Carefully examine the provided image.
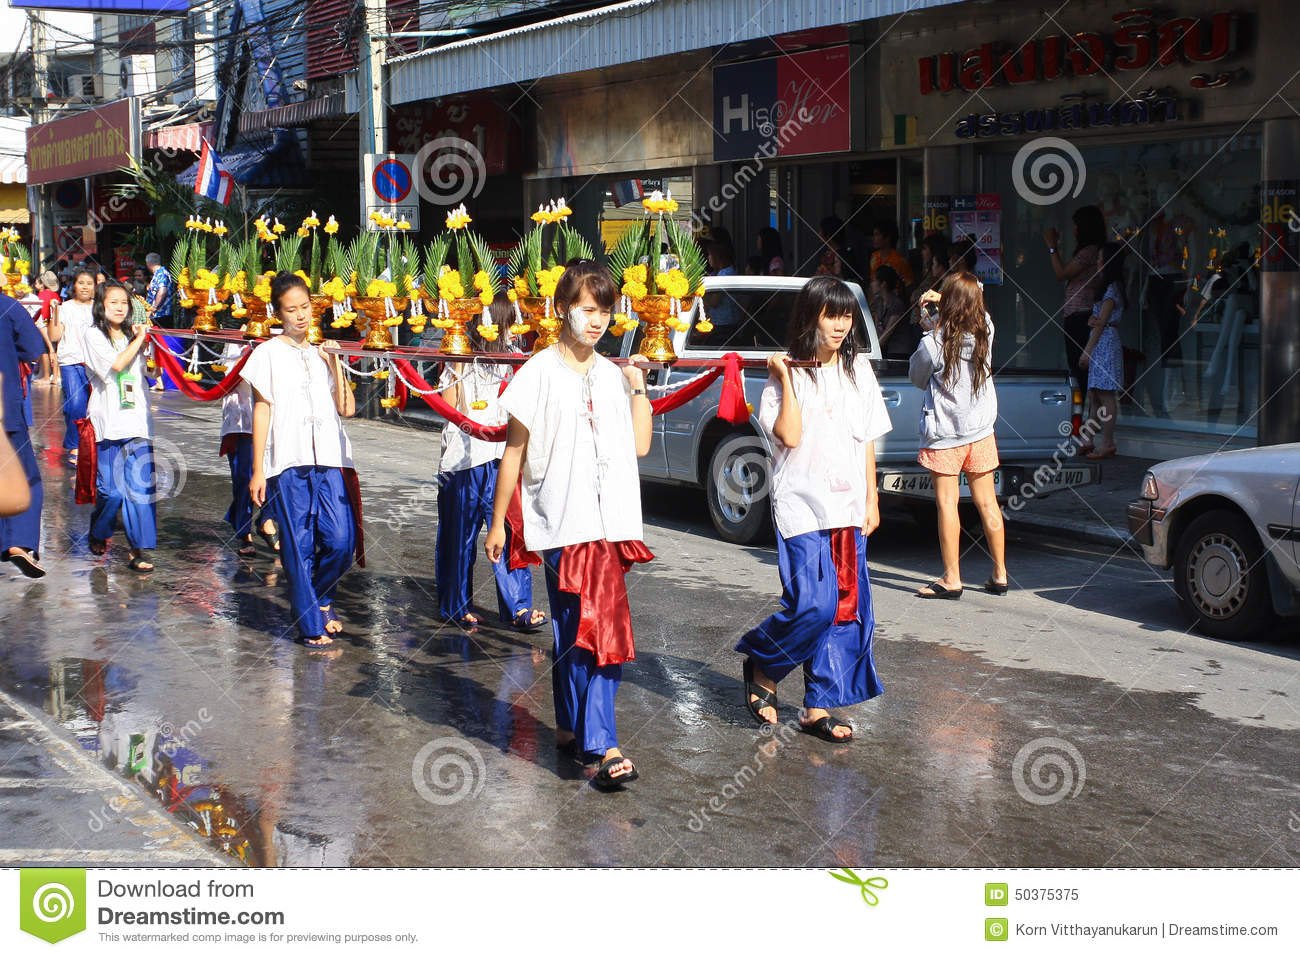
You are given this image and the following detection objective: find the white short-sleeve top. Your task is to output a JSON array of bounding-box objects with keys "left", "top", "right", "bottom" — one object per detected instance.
[
  {"left": 758, "top": 353, "right": 892, "bottom": 539},
  {"left": 83, "top": 326, "right": 152, "bottom": 441},
  {"left": 239, "top": 336, "right": 354, "bottom": 480},
  {"left": 437, "top": 361, "right": 510, "bottom": 474},
  {"left": 498, "top": 347, "right": 642, "bottom": 551}
]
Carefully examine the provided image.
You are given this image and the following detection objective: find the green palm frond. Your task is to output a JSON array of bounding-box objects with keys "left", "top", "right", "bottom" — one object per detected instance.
[
  {"left": 665, "top": 218, "right": 707, "bottom": 290},
  {"left": 422, "top": 236, "right": 451, "bottom": 293},
  {"left": 168, "top": 234, "right": 190, "bottom": 280},
  {"left": 468, "top": 232, "right": 499, "bottom": 296},
  {"left": 241, "top": 238, "right": 260, "bottom": 283},
  {"left": 558, "top": 224, "right": 594, "bottom": 264},
  {"left": 274, "top": 233, "right": 303, "bottom": 275},
  {"left": 606, "top": 226, "right": 645, "bottom": 288}
]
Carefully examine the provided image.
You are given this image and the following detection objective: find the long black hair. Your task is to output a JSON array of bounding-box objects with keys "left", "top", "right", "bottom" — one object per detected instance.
[
  {"left": 786, "top": 275, "right": 861, "bottom": 385},
  {"left": 757, "top": 227, "right": 783, "bottom": 261},
  {"left": 91, "top": 279, "right": 134, "bottom": 340},
  {"left": 1073, "top": 205, "right": 1106, "bottom": 251},
  {"left": 1099, "top": 241, "right": 1126, "bottom": 308}
]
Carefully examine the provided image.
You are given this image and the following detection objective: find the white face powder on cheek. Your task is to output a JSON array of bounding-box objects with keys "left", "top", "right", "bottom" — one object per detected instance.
[{"left": 567, "top": 306, "right": 589, "bottom": 341}]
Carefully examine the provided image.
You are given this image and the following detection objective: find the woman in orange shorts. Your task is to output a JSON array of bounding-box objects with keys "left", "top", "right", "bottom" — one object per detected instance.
[{"left": 908, "top": 272, "right": 1009, "bottom": 598}]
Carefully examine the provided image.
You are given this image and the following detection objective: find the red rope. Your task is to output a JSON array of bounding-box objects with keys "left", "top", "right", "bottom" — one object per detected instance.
[{"left": 148, "top": 331, "right": 254, "bottom": 402}]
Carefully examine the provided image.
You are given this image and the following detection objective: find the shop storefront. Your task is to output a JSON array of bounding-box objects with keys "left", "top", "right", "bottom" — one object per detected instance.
[
  {"left": 878, "top": 0, "right": 1299, "bottom": 453},
  {"left": 25, "top": 98, "right": 142, "bottom": 273}
]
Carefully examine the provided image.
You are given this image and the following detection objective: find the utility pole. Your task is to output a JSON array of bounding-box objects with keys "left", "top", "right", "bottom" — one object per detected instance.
[
  {"left": 357, "top": 0, "right": 388, "bottom": 224},
  {"left": 27, "top": 10, "right": 53, "bottom": 269}
]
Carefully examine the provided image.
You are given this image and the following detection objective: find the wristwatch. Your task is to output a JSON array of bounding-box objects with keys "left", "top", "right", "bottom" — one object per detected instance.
[
  {"left": 1048, "top": 247, "right": 1057, "bottom": 255},
  {"left": 630, "top": 388, "right": 647, "bottom": 396}
]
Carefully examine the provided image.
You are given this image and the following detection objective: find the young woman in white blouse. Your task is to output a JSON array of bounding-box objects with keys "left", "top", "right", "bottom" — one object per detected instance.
[
  {"left": 485, "top": 260, "right": 652, "bottom": 790},
  {"left": 739, "top": 276, "right": 890, "bottom": 742},
  {"left": 220, "top": 337, "right": 279, "bottom": 557},
  {"left": 47, "top": 268, "right": 96, "bottom": 464},
  {"left": 435, "top": 294, "right": 544, "bottom": 630},
  {"left": 83, "top": 280, "right": 157, "bottom": 572},
  {"left": 243, "top": 273, "right": 356, "bottom": 648}
]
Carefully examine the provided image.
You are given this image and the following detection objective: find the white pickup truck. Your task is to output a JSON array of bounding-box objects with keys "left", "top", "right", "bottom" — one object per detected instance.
[{"left": 602, "top": 276, "right": 1097, "bottom": 544}]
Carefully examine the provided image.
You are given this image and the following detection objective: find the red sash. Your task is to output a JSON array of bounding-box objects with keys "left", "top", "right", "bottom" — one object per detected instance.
[
  {"left": 830, "top": 527, "right": 860, "bottom": 624},
  {"left": 74, "top": 419, "right": 97, "bottom": 505},
  {"left": 557, "top": 539, "right": 655, "bottom": 667}
]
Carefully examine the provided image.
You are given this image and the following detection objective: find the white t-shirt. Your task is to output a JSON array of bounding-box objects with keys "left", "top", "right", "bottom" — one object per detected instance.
[
  {"left": 239, "top": 336, "right": 354, "bottom": 480},
  {"left": 758, "top": 353, "right": 893, "bottom": 539},
  {"left": 498, "top": 347, "right": 642, "bottom": 551},
  {"left": 437, "top": 361, "right": 510, "bottom": 473},
  {"left": 220, "top": 342, "right": 253, "bottom": 437},
  {"left": 57, "top": 300, "right": 93, "bottom": 366},
  {"left": 83, "top": 326, "right": 152, "bottom": 441}
]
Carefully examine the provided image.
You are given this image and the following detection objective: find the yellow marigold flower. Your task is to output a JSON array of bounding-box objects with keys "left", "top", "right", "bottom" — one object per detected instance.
[
  {"left": 180, "top": 298, "right": 195, "bottom": 309},
  {"left": 209, "top": 303, "right": 226, "bottom": 313},
  {"left": 183, "top": 371, "right": 203, "bottom": 381},
  {"left": 512, "top": 276, "right": 530, "bottom": 296},
  {"left": 694, "top": 319, "right": 714, "bottom": 334},
  {"left": 324, "top": 216, "right": 339, "bottom": 235},
  {"left": 379, "top": 397, "right": 399, "bottom": 409},
  {"left": 478, "top": 290, "right": 493, "bottom": 306},
  {"left": 508, "top": 322, "right": 529, "bottom": 336},
  {"left": 609, "top": 324, "right": 627, "bottom": 337},
  {"left": 621, "top": 281, "right": 647, "bottom": 300},
  {"left": 397, "top": 219, "right": 411, "bottom": 231},
  {"left": 621, "top": 317, "right": 638, "bottom": 329},
  {"left": 530, "top": 207, "right": 548, "bottom": 224},
  {"left": 210, "top": 364, "right": 228, "bottom": 373},
  {"left": 506, "top": 288, "right": 518, "bottom": 303},
  {"left": 469, "top": 399, "right": 489, "bottom": 411},
  {"left": 746, "top": 402, "right": 754, "bottom": 415},
  {"left": 445, "top": 204, "right": 472, "bottom": 230},
  {"left": 297, "top": 226, "right": 311, "bottom": 238},
  {"left": 231, "top": 307, "right": 248, "bottom": 318},
  {"left": 373, "top": 370, "right": 389, "bottom": 380},
  {"left": 473, "top": 270, "right": 490, "bottom": 291},
  {"left": 623, "top": 264, "right": 648, "bottom": 284},
  {"left": 695, "top": 284, "right": 706, "bottom": 298}
]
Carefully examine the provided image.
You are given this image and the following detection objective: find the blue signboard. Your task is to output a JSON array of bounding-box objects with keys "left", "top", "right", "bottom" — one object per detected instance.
[{"left": 7, "top": 1, "right": 190, "bottom": 12}]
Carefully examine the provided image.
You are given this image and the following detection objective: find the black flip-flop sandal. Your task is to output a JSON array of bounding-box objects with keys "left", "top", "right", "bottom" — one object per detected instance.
[
  {"left": 801, "top": 715, "right": 854, "bottom": 742},
  {"left": 592, "top": 755, "right": 638, "bottom": 790},
  {"left": 4, "top": 550, "right": 46, "bottom": 579},
  {"left": 511, "top": 608, "right": 547, "bottom": 633},
  {"left": 742, "top": 657, "right": 778, "bottom": 726},
  {"left": 127, "top": 553, "right": 154, "bottom": 574},
  {"left": 984, "top": 578, "right": 1009, "bottom": 596},
  {"left": 257, "top": 524, "right": 281, "bottom": 553},
  {"left": 916, "top": 581, "right": 963, "bottom": 599}
]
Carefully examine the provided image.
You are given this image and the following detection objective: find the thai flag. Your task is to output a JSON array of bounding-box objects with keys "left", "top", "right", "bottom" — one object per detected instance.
[
  {"left": 612, "top": 179, "right": 646, "bottom": 207},
  {"left": 194, "top": 140, "right": 234, "bottom": 205}
]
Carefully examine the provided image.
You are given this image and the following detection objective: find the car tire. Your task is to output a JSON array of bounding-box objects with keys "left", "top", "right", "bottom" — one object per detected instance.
[
  {"left": 705, "top": 433, "right": 773, "bottom": 545},
  {"left": 1173, "top": 509, "right": 1275, "bottom": 641}
]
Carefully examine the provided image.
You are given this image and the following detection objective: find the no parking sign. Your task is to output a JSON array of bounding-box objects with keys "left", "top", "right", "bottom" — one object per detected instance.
[{"left": 363, "top": 153, "right": 420, "bottom": 230}]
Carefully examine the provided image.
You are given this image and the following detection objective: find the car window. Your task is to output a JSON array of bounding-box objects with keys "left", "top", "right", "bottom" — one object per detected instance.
[{"left": 688, "top": 288, "right": 794, "bottom": 351}]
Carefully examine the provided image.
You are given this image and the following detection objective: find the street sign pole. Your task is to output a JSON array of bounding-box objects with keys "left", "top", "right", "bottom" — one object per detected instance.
[{"left": 358, "top": 0, "right": 389, "bottom": 225}]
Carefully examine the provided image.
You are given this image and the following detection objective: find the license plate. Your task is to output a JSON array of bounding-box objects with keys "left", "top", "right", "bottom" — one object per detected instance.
[
  {"left": 879, "top": 470, "right": 1004, "bottom": 499},
  {"left": 1024, "top": 467, "right": 1092, "bottom": 492}
]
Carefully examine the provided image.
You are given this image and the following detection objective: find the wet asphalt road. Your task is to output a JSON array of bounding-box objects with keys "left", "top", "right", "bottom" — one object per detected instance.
[{"left": 1, "top": 386, "right": 1298, "bottom": 868}]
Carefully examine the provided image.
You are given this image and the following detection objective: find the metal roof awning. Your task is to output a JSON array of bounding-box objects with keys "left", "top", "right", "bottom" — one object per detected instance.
[
  {"left": 387, "top": 0, "right": 960, "bottom": 105},
  {"left": 0, "top": 208, "right": 30, "bottom": 225},
  {"left": 238, "top": 93, "right": 350, "bottom": 136},
  {"left": 0, "top": 154, "right": 26, "bottom": 185}
]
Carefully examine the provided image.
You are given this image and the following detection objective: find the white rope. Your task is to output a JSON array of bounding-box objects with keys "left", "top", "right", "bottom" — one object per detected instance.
[{"left": 645, "top": 367, "right": 713, "bottom": 394}]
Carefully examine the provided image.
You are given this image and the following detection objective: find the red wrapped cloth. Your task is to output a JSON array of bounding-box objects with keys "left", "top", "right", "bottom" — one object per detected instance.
[
  {"left": 830, "top": 527, "right": 860, "bottom": 624},
  {"left": 218, "top": 433, "right": 247, "bottom": 459},
  {"left": 341, "top": 467, "right": 366, "bottom": 568},
  {"left": 74, "top": 418, "right": 97, "bottom": 505},
  {"left": 556, "top": 539, "right": 655, "bottom": 667},
  {"left": 505, "top": 481, "right": 540, "bottom": 571},
  {"left": 148, "top": 332, "right": 254, "bottom": 402}
]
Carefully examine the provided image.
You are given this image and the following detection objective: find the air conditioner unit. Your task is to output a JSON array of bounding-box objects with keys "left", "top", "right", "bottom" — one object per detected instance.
[
  {"left": 119, "top": 54, "right": 157, "bottom": 98},
  {"left": 67, "top": 74, "right": 103, "bottom": 100}
]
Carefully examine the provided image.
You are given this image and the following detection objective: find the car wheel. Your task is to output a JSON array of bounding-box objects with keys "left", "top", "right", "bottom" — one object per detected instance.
[
  {"left": 705, "top": 433, "right": 773, "bottom": 545},
  {"left": 1173, "top": 509, "right": 1274, "bottom": 641}
]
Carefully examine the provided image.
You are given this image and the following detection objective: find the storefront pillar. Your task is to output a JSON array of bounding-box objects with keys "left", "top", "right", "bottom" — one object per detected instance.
[{"left": 1259, "top": 116, "right": 1300, "bottom": 446}]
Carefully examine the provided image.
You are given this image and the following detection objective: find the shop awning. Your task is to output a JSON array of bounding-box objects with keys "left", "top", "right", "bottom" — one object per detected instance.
[
  {"left": 0, "top": 207, "right": 30, "bottom": 224},
  {"left": 177, "top": 133, "right": 309, "bottom": 191},
  {"left": 238, "top": 93, "right": 349, "bottom": 136},
  {"left": 386, "top": 0, "right": 962, "bottom": 105},
  {"left": 0, "top": 153, "right": 26, "bottom": 185},
  {"left": 144, "top": 122, "right": 211, "bottom": 153}
]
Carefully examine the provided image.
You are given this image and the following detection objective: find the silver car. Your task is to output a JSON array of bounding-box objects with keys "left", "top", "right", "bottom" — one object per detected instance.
[{"left": 1127, "top": 444, "right": 1300, "bottom": 640}]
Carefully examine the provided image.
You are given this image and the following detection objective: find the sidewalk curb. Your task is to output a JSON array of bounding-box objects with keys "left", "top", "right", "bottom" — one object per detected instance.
[
  {"left": 1007, "top": 511, "right": 1131, "bottom": 548},
  {"left": 0, "top": 687, "right": 231, "bottom": 868}
]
